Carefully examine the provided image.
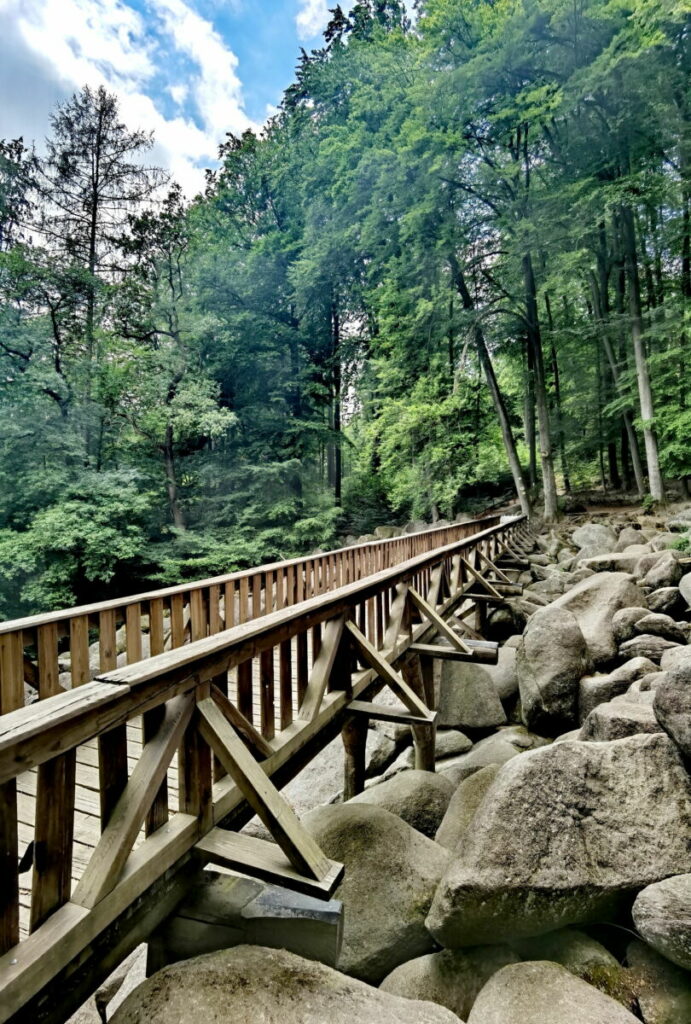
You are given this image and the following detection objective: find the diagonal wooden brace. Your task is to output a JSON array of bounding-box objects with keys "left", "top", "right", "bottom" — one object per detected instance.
[
  {"left": 408, "top": 587, "right": 473, "bottom": 655},
  {"left": 345, "top": 621, "right": 432, "bottom": 721}
]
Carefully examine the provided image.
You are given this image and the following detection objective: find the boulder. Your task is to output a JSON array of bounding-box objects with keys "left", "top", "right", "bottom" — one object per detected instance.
[
  {"left": 632, "top": 874, "right": 691, "bottom": 971},
  {"left": 484, "top": 645, "right": 518, "bottom": 699},
  {"left": 629, "top": 671, "right": 667, "bottom": 694},
  {"left": 304, "top": 803, "right": 449, "bottom": 983},
  {"left": 436, "top": 765, "right": 502, "bottom": 851},
  {"left": 634, "top": 613, "right": 688, "bottom": 645},
  {"left": 650, "top": 532, "right": 680, "bottom": 550},
  {"left": 616, "top": 526, "right": 646, "bottom": 551},
  {"left": 619, "top": 634, "right": 681, "bottom": 663},
  {"left": 437, "top": 727, "right": 550, "bottom": 786},
  {"left": 110, "top": 946, "right": 463, "bottom": 1024},
  {"left": 653, "top": 662, "right": 691, "bottom": 758},
  {"left": 517, "top": 605, "right": 590, "bottom": 734},
  {"left": 646, "top": 552, "right": 684, "bottom": 589},
  {"left": 435, "top": 730, "right": 473, "bottom": 759},
  {"left": 627, "top": 939, "right": 691, "bottom": 1024},
  {"left": 425, "top": 734, "right": 691, "bottom": 947},
  {"left": 680, "top": 571, "right": 691, "bottom": 608},
  {"left": 350, "top": 770, "right": 455, "bottom": 839},
  {"left": 466, "top": 961, "right": 640, "bottom": 1024},
  {"left": 578, "top": 657, "right": 658, "bottom": 721},
  {"left": 648, "top": 587, "right": 684, "bottom": 616},
  {"left": 437, "top": 662, "right": 507, "bottom": 730},
  {"left": 612, "top": 606, "right": 650, "bottom": 645},
  {"left": 572, "top": 523, "right": 618, "bottom": 556},
  {"left": 508, "top": 927, "right": 619, "bottom": 977},
  {"left": 380, "top": 946, "right": 517, "bottom": 1021},
  {"left": 579, "top": 692, "right": 661, "bottom": 741},
  {"left": 579, "top": 553, "right": 641, "bottom": 574},
  {"left": 552, "top": 572, "right": 644, "bottom": 667}
]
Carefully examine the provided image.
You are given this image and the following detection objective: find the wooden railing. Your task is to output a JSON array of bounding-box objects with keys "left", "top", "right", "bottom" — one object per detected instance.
[
  {"left": 0, "top": 514, "right": 528, "bottom": 1024},
  {"left": 0, "top": 519, "right": 496, "bottom": 715}
]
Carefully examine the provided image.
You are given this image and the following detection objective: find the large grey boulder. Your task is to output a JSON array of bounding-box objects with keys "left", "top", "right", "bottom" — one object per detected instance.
[
  {"left": 466, "top": 961, "right": 640, "bottom": 1024},
  {"left": 660, "top": 644, "right": 691, "bottom": 672},
  {"left": 653, "top": 662, "right": 691, "bottom": 758},
  {"left": 578, "top": 692, "right": 661, "bottom": 741},
  {"left": 380, "top": 946, "right": 517, "bottom": 1022},
  {"left": 618, "top": 634, "right": 681, "bottom": 664},
  {"left": 632, "top": 874, "right": 691, "bottom": 971},
  {"left": 578, "top": 657, "right": 658, "bottom": 721},
  {"left": 350, "top": 769, "right": 455, "bottom": 839},
  {"left": 634, "top": 613, "right": 688, "bottom": 645},
  {"left": 435, "top": 730, "right": 473, "bottom": 759},
  {"left": 552, "top": 572, "right": 644, "bottom": 667},
  {"left": 437, "top": 727, "right": 550, "bottom": 786},
  {"left": 616, "top": 526, "right": 646, "bottom": 551},
  {"left": 485, "top": 645, "right": 518, "bottom": 700},
  {"left": 508, "top": 927, "right": 619, "bottom": 977},
  {"left": 436, "top": 765, "right": 502, "bottom": 851},
  {"left": 680, "top": 571, "right": 691, "bottom": 608},
  {"left": 426, "top": 734, "right": 691, "bottom": 947},
  {"left": 572, "top": 523, "right": 618, "bottom": 556},
  {"left": 627, "top": 939, "right": 691, "bottom": 1024},
  {"left": 642, "top": 551, "right": 684, "bottom": 590},
  {"left": 648, "top": 587, "right": 685, "bottom": 615},
  {"left": 110, "top": 946, "right": 463, "bottom": 1024},
  {"left": 612, "top": 606, "right": 650, "bottom": 645},
  {"left": 517, "top": 605, "right": 590, "bottom": 734},
  {"left": 304, "top": 803, "right": 449, "bottom": 983},
  {"left": 579, "top": 553, "right": 642, "bottom": 574},
  {"left": 438, "top": 661, "right": 507, "bottom": 730}
]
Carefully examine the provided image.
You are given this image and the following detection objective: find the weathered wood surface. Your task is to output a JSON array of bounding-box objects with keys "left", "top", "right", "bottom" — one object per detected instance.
[{"left": 0, "top": 514, "right": 529, "bottom": 1022}]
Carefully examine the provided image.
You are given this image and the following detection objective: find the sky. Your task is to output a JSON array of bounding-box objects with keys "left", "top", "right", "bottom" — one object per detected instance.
[{"left": 0, "top": 0, "right": 361, "bottom": 195}]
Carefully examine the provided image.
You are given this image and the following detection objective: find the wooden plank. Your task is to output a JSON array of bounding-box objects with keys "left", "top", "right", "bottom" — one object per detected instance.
[
  {"left": 210, "top": 685, "right": 274, "bottom": 759},
  {"left": 259, "top": 648, "right": 275, "bottom": 740},
  {"left": 179, "top": 708, "right": 212, "bottom": 833},
  {"left": 208, "top": 585, "right": 221, "bottom": 635},
  {"left": 72, "top": 694, "right": 194, "bottom": 910},
  {"left": 0, "top": 633, "right": 24, "bottom": 714},
  {"left": 125, "top": 604, "right": 142, "bottom": 664},
  {"left": 197, "top": 698, "right": 331, "bottom": 881},
  {"left": 239, "top": 577, "right": 249, "bottom": 624},
  {"left": 347, "top": 699, "right": 436, "bottom": 726},
  {"left": 190, "top": 590, "right": 206, "bottom": 643},
  {"left": 98, "top": 609, "right": 117, "bottom": 673},
  {"left": 252, "top": 575, "right": 262, "bottom": 619},
  {"left": 298, "top": 617, "right": 345, "bottom": 722},
  {"left": 142, "top": 705, "right": 169, "bottom": 836},
  {"left": 148, "top": 599, "right": 165, "bottom": 657},
  {"left": 461, "top": 558, "right": 504, "bottom": 599},
  {"left": 296, "top": 631, "right": 308, "bottom": 705},
  {"left": 196, "top": 829, "right": 343, "bottom": 900},
  {"left": 477, "top": 547, "right": 514, "bottom": 586},
  {"left": 30, "top": 749, "right": 76, "bottom": 931},
  {"left": 279, "top": 639, "right": 292, "bottom": 730},
  {"left": 70, "top": 617, "right": 90, "bottom": 687},
  {"left": 224, "top": 581, "right": 235, "bottom": 629},
  {"left": 0, "top": 780, "right": 19, "bottom": 954},
  {"left": 410, "top": 640, "right": 498, "bottom": 664},
  {"left": 345, "top": 621, "right": 430, "bottom": 720},
  {"left": 170, "top": 595, "right": 185, "bottom": 648},
  {"left": 98, "top": 725, "right": 129, "bottom": 830},
  {"left": 383, "top": 584, "right": 409, "bottom": 649},
  {"left": 37, "top": 623, "right": 60, "bottom": 699},
  {"left": 409, "top": 587, "right": 473, "bottom": 654},
  {"left": 236, "top": 660, "right": 253, "bottom": 723}
]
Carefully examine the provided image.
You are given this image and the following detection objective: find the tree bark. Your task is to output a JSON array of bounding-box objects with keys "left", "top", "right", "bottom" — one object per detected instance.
[
  {"left": 522, "top": 252, "right": 559, "bottom": 521},
  {"left": 619, "top": 205, "right": 665, "bottom": 503},
  {"left": 523, "top": 337, "right": 537, "bottom": 489},
  {"left": 163, "top": 423, "right": 186, "bottom": 530},
  {"left": 450, "top": 258, "right": 531, "bottom": 517}
]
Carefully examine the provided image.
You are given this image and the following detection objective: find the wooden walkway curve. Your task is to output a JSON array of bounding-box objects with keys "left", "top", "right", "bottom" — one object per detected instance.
[{"left": 0, "top": 513, "right": 531, "bottom": 1024}]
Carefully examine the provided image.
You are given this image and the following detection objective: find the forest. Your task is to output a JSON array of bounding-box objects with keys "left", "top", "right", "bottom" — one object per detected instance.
[{"left": 0, "top": 0, "right": 688, "bottom": 619}]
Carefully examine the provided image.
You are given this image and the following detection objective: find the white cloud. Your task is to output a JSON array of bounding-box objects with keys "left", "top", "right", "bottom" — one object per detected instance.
[
  {"left": 0, "top": 0, "right": 258, "bottom": 195},
  {"left": 295, "top": 0, "right": 330, "bottom": 41}
]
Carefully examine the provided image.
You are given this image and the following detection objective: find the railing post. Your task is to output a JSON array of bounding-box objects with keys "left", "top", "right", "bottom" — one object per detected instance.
[{"left": 342, "top": 714, "right": 368, "bottom": 801}]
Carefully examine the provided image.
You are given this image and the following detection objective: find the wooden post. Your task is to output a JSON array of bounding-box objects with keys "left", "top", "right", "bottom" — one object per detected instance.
[
  {"left": 401, "top": 656, "right": 436, "bottom": 772},
  {"left": 342, "top": 715, "right": 368, "bottom": 801}
]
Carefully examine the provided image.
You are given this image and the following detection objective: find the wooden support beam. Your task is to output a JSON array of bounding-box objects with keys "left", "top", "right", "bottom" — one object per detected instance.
[
  {"left": 210, "top": 684, "right": 273, "bottom": 759},
  {"left": 196, "top": 698, "right": 332, "bottom": 882},
  {"left": 345, "top": 621, "right": 430, "bottom": 720},
  {"left": 347, "top": 699, "right": 436, "bottom": 727},
  {"left": 72, "top": 694, "right": 194, "bottom": 910},
  {"left": 447, "top": 611, "right": 482, "bottom": 641},
  {"left": 383, "top": 583, "right": 409, "bottom": 650},
  {"left": 408, "top": 587, "right": 473, "bottom": 654},
  {"left": 298, "top": 616, "right": 345, "bottom": 722},
  {"left": 30, "top": 749, "right": 76, "bottom": 931},
  {"left": 476, "top": 548, "right": 514, "bottom": 586},
  {"left": 341, "top": 714, "right": 368, "bottom": 801},
  {"left": 460, "top": 559, "right": 504, "bottom": 600},
  {"left": 195, "top": 829, "right": 343, "bottom": 900}
]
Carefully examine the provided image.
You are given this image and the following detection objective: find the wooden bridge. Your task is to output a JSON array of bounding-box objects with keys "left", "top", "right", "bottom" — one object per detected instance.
[{"left": 0, "top": 514, "right": 531, "bottom": 1023}]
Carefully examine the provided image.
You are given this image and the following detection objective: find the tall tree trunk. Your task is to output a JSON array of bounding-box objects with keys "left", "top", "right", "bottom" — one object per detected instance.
[
  {"left": 545, "top": 293, "right": 571, "bottom": 493},
  {"left": 589, "top": 264, "right": 646, "bottom": 496},
  {"left": 523, "top": 338, "right": 537, "bottom": 489},
  {"left": 162, "top": 424, "right": 186, "bottom": 530},
  {"left": 332, "top": 302, "right": 342, "bottom": 507},
  {"left": 450, "top": 257, "right": 530, "bottom": 517},
  {"left": 619, "top": 205, "right": 665, "bottom": 502},
  {"left": 522, "top": 252, "right": 559, "bottom": 521}
]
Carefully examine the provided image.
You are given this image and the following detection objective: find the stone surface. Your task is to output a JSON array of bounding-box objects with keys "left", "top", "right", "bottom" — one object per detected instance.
[
  {"left": 436, "top": 765, "right": 502, "bottom": 851},
  {"left": 553, "top": 572, "right": 644, "bottom": 667},
  {"left": 466, "top": 961, "right": 639, "bottom": 1024},
  {"left": 579, "top": 553, "right": 642, "bottom": 574},
  {"left": 627, "top": 939, "right": 691, "bottom": 1024},
  {"left": 110, "top": 946, "right": 464, "bottom": 1024},
  {"left": 437, "top": 661, "right": 507, "bottom": 730},
  {"left": 653, "top": 662, "right": 691, "bottom": 758},
  {"left": 435, "top": 730, "right": 473, "bottom": 759},
  {"left": 426, "top": 734, "right": 691, "bottom": 947},
  {"left": 660, "top": 645, "right": 691, "bottom": 672},
  {"left": 681, "top": 571, "right": 691, "bottom": 608},
  {"left": 619, "top": 634, "right": 680, "bottom": 663},
  {"left": 642, "top": 551, "right": 683, "bottom": 590},
  {"left": 578, "top": 657, "right": 658, "bottom": 721},
  {"left": 508, "top": 927, "right": 618, "bottom": 976},
  {"left": 572, "top": 523, "right": 618, "bottom": 556},
  {"left": 304, "top": 802, "right": 449, "bottom": 983},
  {"left": 616, "top": 526, "right": 646, "bottom": 551},
  {"left": 634, "top": 613, "right": 688, "bottom": 645},
  {"left": 350, "top": 769, "right": 455, "bottom": 839},
  {"left": 633, "top": 874, "right": 691, "bottom": 971},
  {"left": 612, "top": 606, "right": 651, "bottom": 645},
  {"left": 379, "top": 946, "right": 517, "bottom": 1021},
  {"left": 517, "top": 605, "right": 590, "bottom": 734},
  {"left": 436, "top": 727, "right": 550, "bottom": 785},
  {"left": 578, "top": 693, "right": 661, "bottom": 741},
  {"left": 484, "top": 645, "right": 518, "bottom": 700},
  {"left": 648, "top": 587, "right": 684, "bottom": 615}
]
